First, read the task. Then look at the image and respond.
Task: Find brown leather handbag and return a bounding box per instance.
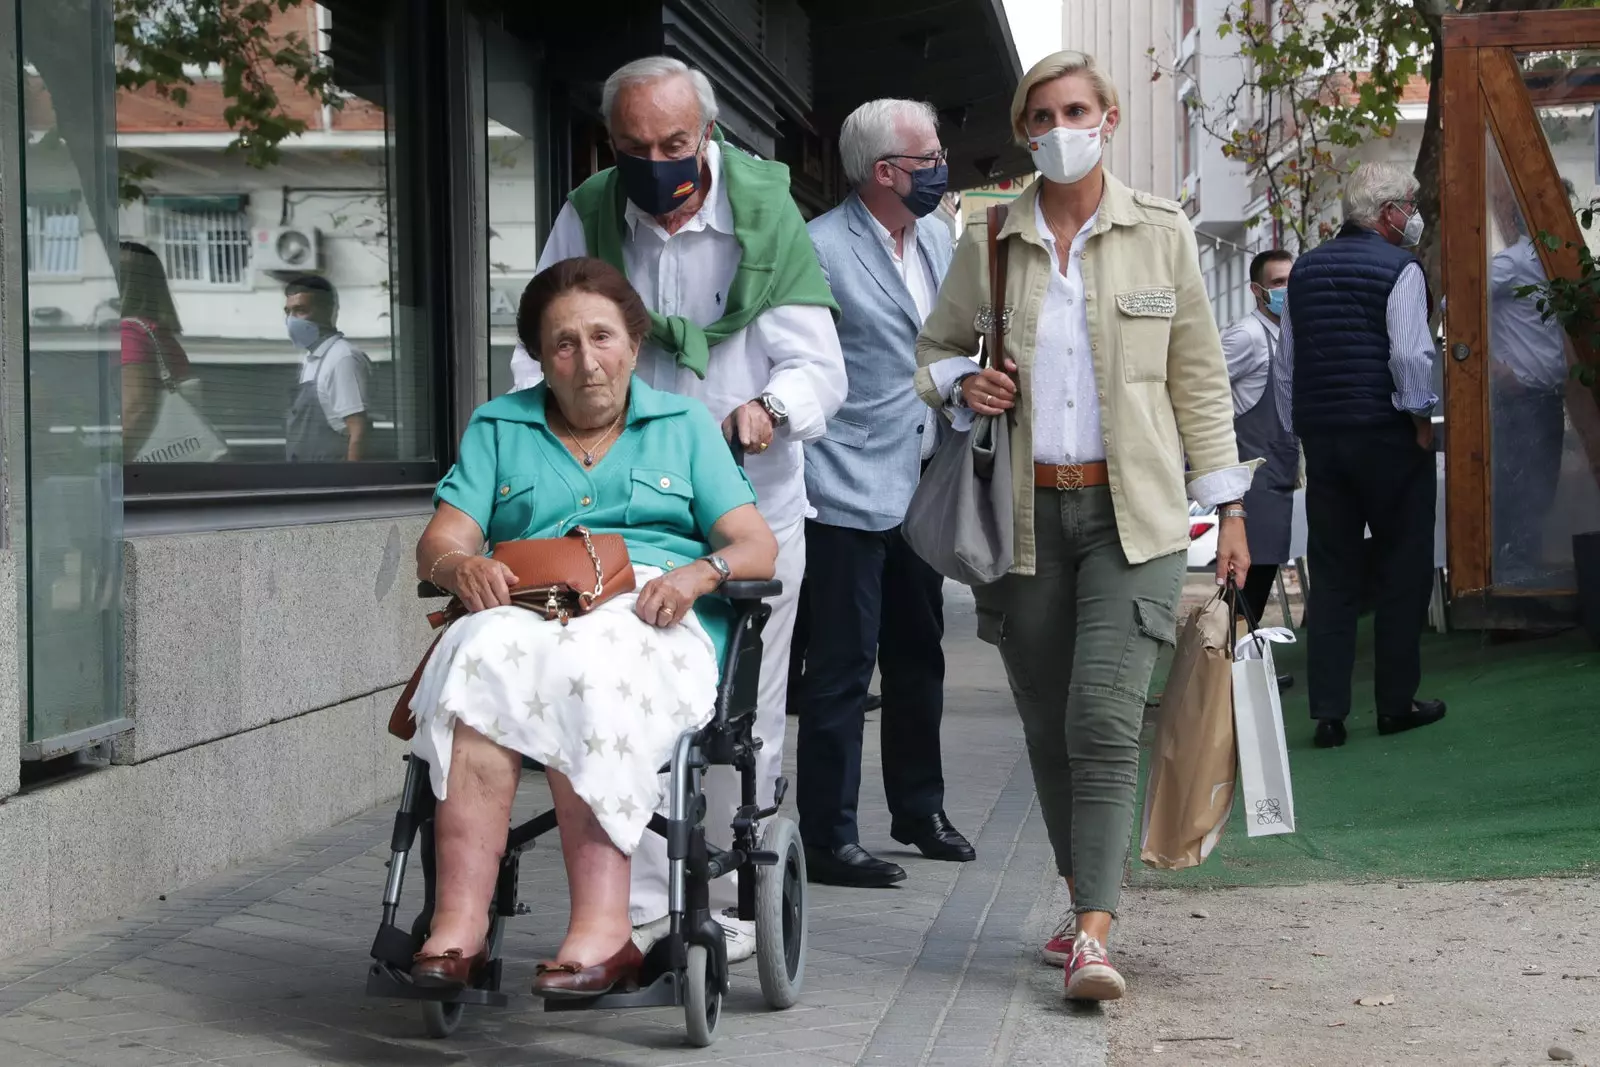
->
[387,527,636,740]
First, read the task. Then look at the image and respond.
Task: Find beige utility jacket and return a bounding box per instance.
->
[914,175,1250,572]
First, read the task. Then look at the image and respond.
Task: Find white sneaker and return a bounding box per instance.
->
[631,914,671,954]
[718,909,757,963]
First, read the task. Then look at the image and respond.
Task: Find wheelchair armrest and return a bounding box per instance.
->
[417,581,449,599]
[721,579,781,603]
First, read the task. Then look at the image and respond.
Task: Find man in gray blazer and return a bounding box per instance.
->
[797,99,973,888]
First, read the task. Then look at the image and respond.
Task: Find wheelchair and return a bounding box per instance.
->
[365,573,808,1048]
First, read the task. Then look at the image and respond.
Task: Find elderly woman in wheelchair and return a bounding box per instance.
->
[405,257,778,1002]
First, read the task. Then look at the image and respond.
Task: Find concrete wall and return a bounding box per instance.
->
[0,515,430,954]
[1064,0,1180,200]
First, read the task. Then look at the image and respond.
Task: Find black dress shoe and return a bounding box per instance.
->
[891,811,977,862]
[1378,699,1447,736]
[1277,674,1295,691]
[1313,719,1347,748]
[805,843,906,888]
[865,692,883,712]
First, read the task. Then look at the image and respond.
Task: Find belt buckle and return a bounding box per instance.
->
[1054,464,1085,491]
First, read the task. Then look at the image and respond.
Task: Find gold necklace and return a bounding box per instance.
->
[560,410,623,467]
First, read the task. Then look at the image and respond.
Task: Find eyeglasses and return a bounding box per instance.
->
[879,149,948,170]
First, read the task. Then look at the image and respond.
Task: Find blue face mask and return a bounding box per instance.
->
[1261,286,1287,318]
[898,163,949,218]
[615,138,704,218]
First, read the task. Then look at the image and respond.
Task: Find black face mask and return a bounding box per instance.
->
[615,139,703,217]
[899,163,949,218]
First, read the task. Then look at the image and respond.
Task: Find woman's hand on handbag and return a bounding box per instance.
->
[636,565,714,629]
[960,361,1019,417]
[444,555,519,613]
[1215,510,1251,589]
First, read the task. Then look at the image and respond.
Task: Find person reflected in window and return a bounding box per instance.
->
[119,241,193,455]
[1489,205,1569,585]
[284,275,371,461]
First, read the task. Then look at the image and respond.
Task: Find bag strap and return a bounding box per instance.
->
[984,205,1010,372]
[129,317,178,391]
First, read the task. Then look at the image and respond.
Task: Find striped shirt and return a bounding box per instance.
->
[1273,261,1439,436]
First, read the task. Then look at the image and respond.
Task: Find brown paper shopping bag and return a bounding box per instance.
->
[1139,591,1237,869]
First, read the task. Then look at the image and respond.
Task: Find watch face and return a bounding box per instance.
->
[763,394,787,419]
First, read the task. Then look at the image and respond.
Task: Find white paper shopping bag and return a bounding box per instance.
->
[1232,627,1297,837]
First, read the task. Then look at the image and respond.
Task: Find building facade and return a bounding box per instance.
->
[0,0,1023,952]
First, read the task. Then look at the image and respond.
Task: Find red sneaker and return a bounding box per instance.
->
[1041,914,1077,967]
[1064,934,1125,1001]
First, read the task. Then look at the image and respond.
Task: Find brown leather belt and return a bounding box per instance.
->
[1033,461,1110,491]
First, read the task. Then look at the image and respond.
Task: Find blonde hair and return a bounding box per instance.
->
[1010,50,1120,145]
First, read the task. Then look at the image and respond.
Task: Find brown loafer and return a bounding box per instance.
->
[531,941,644,1000]
[411,947,488,990]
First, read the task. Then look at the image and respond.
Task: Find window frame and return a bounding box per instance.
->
[25,194,85,278]
[143,197,255,291]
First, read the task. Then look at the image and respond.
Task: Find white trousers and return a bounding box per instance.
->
[628,517,805,925]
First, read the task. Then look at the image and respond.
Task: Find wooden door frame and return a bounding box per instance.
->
[1439,12,1600,625]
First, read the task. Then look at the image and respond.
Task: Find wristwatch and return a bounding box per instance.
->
[699,554,731,587]
[758,392,789,428]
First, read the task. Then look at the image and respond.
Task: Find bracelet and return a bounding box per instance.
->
[1220,507,1247,520]
[428,549,471,587]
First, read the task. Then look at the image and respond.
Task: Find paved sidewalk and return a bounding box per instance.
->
[0,588,1105,1067]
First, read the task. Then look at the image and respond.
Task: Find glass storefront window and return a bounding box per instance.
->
[484,27,546,398]
[102,1,435,486]
[17,0,125,750]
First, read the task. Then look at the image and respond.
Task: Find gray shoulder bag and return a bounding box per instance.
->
[902,204,1015,586]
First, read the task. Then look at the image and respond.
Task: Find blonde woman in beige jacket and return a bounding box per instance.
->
[913,50,1255,1003]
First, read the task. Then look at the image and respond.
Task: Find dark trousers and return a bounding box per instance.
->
[1490,381,1565,582]
[1241,563,1279,627]
[1302,428,1436,721]
[796,520,946,849]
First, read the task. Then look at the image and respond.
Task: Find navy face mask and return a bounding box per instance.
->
[898,163,949,218]
[615,138,704,217]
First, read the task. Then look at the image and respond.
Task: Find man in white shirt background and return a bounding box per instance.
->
[509,56,846,961]
[1221,249,1298,683]
[284,275,370,462]
[1488,203,1570,585]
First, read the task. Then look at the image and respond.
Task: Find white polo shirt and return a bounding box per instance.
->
[300,332,371,431]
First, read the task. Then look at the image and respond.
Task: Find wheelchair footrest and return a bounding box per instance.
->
[541,970,681,1012]
[365,962,510,1008]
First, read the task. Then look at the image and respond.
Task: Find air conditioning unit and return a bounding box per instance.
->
[254,226,322,272]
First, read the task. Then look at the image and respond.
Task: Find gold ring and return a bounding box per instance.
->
[757,442,769,453]
[661,606,675,617]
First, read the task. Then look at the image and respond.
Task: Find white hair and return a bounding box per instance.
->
[601,56,719,130]
[839,99,940,186]
[1342,162,1420,227]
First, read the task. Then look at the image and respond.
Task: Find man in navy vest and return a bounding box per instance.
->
[1269,163,1447,749]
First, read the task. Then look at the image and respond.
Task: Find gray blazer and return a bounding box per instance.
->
[805,194,955,531]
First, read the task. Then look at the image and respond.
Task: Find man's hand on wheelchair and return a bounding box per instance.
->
[440,554,519,614]
[636,562,719,630]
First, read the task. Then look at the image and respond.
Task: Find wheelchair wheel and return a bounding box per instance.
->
[683,943,721,1047]
[420,999,464,1038]
[754,816,807,1009]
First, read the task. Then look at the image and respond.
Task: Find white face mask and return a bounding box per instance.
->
[1027,121,1107,186]
[1401,210,1424,248]
[286,314,322,350]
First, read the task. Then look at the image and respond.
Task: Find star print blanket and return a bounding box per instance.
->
[408,566,719,854]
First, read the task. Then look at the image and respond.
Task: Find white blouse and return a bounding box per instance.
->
[1030,199,1102,465]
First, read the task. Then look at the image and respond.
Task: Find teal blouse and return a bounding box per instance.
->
[434,378,758,662]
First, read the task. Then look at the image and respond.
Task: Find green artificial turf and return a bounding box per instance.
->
[1130,621,1600,887]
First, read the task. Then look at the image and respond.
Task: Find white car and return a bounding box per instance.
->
[1186,501,1219,571]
